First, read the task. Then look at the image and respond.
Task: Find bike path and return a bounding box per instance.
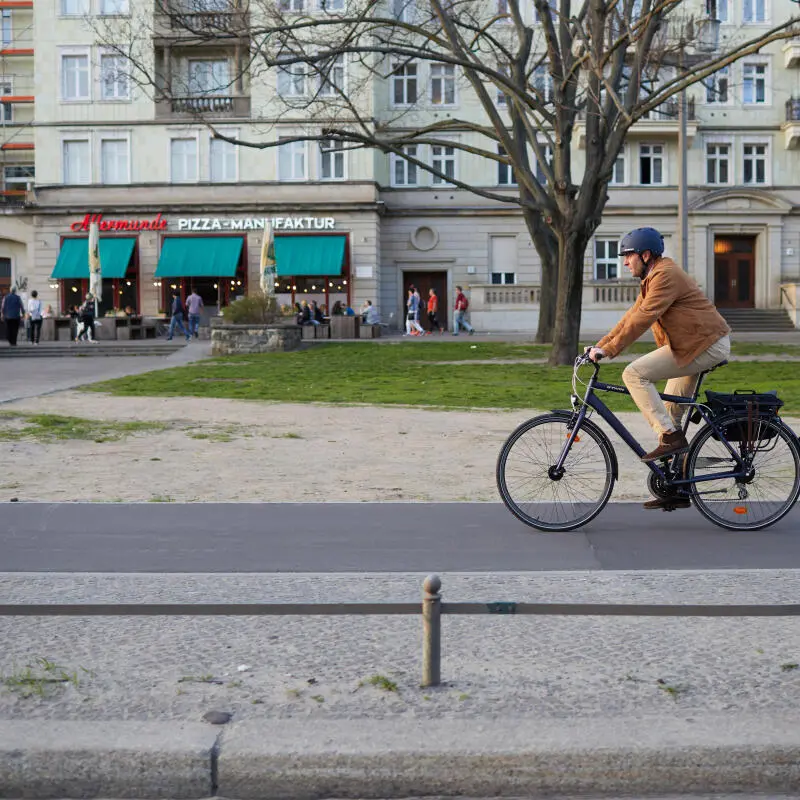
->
[1,501,798,572]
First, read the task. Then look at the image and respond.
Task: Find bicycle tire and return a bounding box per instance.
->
[496,412,616,532]
[686,414,800,531]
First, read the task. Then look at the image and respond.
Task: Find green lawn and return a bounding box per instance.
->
[84,341,800,414]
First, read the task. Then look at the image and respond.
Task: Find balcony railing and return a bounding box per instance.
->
[0,188,27,206]
[153,3,248,38]
[577,97,695,124]
[155,94,250,118]
[470,281,640,310]
[787,98,800,122]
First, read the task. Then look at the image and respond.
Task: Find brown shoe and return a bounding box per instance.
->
[643,496,691,510]
[641,430,689,463]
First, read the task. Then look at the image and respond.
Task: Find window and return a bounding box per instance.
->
[4,165,34,189]
[101,138,129,184]
[430,142,456,184]
[392,0,415,20]
[100,54,130,100]
[609,150,626,185]
[188,59,229,95]
[210,135,237,182]
[638,143,664,185]
[99,0,129,14]
[743,141,768,185]
[61,53,90,101]
[743,0,766,23]
[706,0,729,22]
[497,146,516,186]
[391,61,417,105]
[60,0,89,14]
[594,239,619,280]
[62,139,90,185]
[278,139,307,180]
[170,137,198,183]
[533,65,553,104]
[1,11,11,46]
[496,63,510,107]
[317,0,344,10]
[318,54,345,96]
[742,62,767,104]
[390,145,418,186]
[319,139,346,180]
[496,0,511,20]
[704,66,729,104]
[705,141,731,185]
[535,144,553,184]
[430,64,455,105]
[279,0,305,10]
[491,272,515,284]
[277,59,306,97]
[0,81,12,124]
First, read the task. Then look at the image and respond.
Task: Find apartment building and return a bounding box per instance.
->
[3,0,800,331]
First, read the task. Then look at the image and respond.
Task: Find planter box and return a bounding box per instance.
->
[211,322,303,355]
[360,324,381,339]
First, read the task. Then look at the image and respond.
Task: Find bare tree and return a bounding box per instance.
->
[94,0,800,364]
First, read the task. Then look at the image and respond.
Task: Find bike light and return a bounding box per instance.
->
[734,507,748,515]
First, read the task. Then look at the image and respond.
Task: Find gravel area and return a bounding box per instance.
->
[1,570,799,724]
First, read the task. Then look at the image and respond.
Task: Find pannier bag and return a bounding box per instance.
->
[705,389,783,442]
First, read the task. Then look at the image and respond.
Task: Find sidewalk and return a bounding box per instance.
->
[2,569,800,796]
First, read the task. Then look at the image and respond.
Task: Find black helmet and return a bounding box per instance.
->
[619,227,664,258]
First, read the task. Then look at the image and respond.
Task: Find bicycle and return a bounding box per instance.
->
[496,352,800,532]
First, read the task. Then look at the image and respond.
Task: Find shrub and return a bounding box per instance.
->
[221,291,280,325]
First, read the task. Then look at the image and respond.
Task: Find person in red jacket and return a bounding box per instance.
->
[426,288,444,334]
[452,286,474,335]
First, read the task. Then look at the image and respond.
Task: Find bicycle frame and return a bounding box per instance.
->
[556,359,750,487]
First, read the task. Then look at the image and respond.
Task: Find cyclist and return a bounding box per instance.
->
[586,227,731,509]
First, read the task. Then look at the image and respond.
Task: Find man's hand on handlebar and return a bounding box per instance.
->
[584,346,605,363]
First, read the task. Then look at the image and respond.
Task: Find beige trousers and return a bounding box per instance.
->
[621,336,731,436]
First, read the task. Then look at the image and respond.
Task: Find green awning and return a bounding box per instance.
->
[155,237,243,278]
[275,235,346,277]
[51,237,136,280]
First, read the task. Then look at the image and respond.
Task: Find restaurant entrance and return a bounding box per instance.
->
[404,271,448,331]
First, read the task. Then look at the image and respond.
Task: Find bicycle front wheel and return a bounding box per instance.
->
[496,413,615,532]
[687,415,800,531]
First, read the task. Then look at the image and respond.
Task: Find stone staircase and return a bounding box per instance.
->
[0,341,187,358]
[718,308,796,332]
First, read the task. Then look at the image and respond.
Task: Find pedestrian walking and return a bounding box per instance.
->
[167,291,191,341]
[452,285,475,335]
[186,288,204,339]
[26,289,43,345]
[0,286,24,346]
[427,288,444,334]
[78,293,97,342]
[404,286,425,336]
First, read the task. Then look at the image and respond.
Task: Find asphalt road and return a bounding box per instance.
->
[1,502,798,572]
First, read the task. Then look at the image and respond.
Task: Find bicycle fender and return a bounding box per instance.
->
[548,409,619,480]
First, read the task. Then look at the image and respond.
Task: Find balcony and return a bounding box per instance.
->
[575,97,696,148]
[0,28,33,57]
[784,39,800,69]
[153,2,248,43]
[0,189,27,206]
[783,98,800,149]
[0,75,34,104]
[155,93,250,118]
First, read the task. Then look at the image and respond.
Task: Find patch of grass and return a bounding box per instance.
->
[177,674,221,684]
[286,688,302,699]
[2,657,86,699]
[656,678,686,699]
[0,412,166,443]
[227,680,243,689]
[310,694,325,703]
[275,432,303,439]
[148,495,175,503]
[367,674,398,692]
[82,342,800,413]
[187,432,234,442]
[781,663,799,672]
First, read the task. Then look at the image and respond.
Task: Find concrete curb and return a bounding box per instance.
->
[0,721,219,798]
[4,714,800,798]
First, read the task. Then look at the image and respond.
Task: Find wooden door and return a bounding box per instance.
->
[404,271,448,330]
[714,237,755,308]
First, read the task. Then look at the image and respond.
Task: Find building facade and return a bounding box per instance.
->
[2,0,799,332]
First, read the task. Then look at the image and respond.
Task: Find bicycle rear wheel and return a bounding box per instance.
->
[687,415,800,531]
[496,413,615,532]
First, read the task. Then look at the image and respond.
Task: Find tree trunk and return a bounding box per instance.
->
[548,233,588,366]
[535,249,557,344]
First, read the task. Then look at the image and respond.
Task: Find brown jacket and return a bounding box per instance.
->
[597,257,730,367]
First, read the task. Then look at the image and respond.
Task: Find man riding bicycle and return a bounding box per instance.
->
[586,227,731,510]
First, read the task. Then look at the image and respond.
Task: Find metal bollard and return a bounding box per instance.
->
[421,574,442,687]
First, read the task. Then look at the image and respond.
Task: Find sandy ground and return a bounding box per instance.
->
[1,391,798,503]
